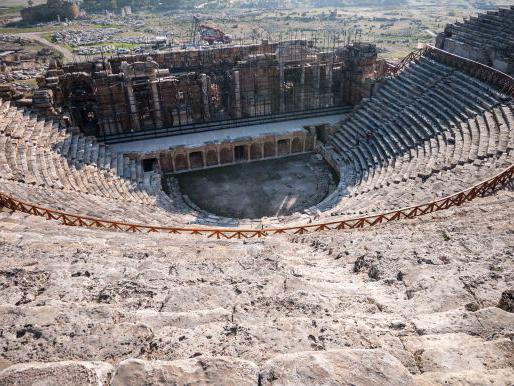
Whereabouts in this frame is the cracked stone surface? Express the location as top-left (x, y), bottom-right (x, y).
top-left (0, 190), bottom-right (513, 385)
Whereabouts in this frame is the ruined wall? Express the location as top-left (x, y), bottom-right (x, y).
top-left (338, 43), bottom-right (382, 105)
top-left (39, 41), bottom-right (381, 140)
top-left (21, 0), bottom-right (80, 24)
top-left (129, 128), bottom-right (316, 174)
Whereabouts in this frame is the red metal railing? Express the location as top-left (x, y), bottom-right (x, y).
top-left (423, 45), bottom-right (514, 97)
top-left (386, 45), bottom-right (514, 97)
top-left (1, 164), bottom-right (513, 238)
top-left (1, 46), bottom-right (513, 238)
top-left (386, 47), bottom-right (427, 76)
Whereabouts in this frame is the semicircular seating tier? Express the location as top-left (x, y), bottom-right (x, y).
top-left (436, 5), bottom-right (514, 72)
top-left (0, 52), bottom-right (513, 229)
top-left (0, 101), bottom-right (203, 226)
top-left (313, 54), bottom-right (514, 218)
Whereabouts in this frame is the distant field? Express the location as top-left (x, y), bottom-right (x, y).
top-left (1, 0), bottom-right (514, 62)
top-left (0, 0), bottom-right (45, 5)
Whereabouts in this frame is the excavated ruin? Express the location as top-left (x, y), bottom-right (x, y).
top-left (0, 6), bottom-right (513, 385)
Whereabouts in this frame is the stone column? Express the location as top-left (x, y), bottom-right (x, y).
top-left (151, 82), bottom-right (163, 128)
top-left (279, 64), bottom-right (285, 113)
top-left (125, 83), bottom-right (140, 130)
top-left (201, 74), bottom-right (210, 121)
top-left (233, 70), bottom-right (242, 119)
top-left (300, 63), bottom-right (305, 110)
top-left (326, 63), bottom-right (334, 107)
top-left (313, 62), bottom-right (320, 109)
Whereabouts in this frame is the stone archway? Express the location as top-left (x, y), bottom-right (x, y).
top-left (61, 73), bottom-right (98, 135)
top-left (174, 153), bottom-right (188, 171)
top-left (277, 139), bottom-right (290, 156)
top-left (189, 151), bottom-right (204, 169)
top-left (220, 147), bottom-right (233, 164)
top-left (250, 143), bottom-right (262, 160)
top-left (291, 137), bottom-right (303, 153)
top-left (206, 149), bottom-right (218, 166)
top-left (263, 141), bottom-right (275, 158)
top-left (234, 145), bottom-right (248, 162)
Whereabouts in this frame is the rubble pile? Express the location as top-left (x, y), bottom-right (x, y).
top-left (0, 34), bottom-right (32, 45)
top-left (51, 27), bottom-right (161, 55)
top-left (0, 83), bottom-right (16, 101)
top-left (32, 89), bottom-right (58, 115)
top-left (52, 28), bottom-right (122, 46)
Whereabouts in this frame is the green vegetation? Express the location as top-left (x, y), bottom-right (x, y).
top-left (0, 5), bottom-right (24, 16)
top-left (0, 0), bottom-right (507, 62)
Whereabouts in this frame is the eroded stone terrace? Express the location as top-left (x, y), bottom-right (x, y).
top-left (0, 189), bottom-right (512, 384)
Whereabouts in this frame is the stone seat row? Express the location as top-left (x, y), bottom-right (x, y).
top-left (329, 56), bottom-right (508, 188)
top-left (0, 99), bottom-right (211, 226)
top-left (443, 6), bottom-right (514, 53)
top-left (444, 27), bottom-right (514, 55)
top-left (347, 104), bottom-right (514, 196)
top-left (328, 151), bottom-right (513, 218)
top-left (321, 54), bottom-right (513, 217)
top-left (0, 100), bottom-right (161, 206)
top-left (0, 178), bottom-right (197, 226)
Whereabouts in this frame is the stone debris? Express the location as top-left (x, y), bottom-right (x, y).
top-left (0, 361), bottom-right (113, 386)
top-left (259, 349), bottom-right (416, 385)
top-left (498, 290), bottom-right (514, 313)
top-left (0, 190), bottom-right (512, 384)
top-left (111, 357), bottom-right (259, 386)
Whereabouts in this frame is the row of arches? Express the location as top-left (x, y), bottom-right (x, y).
top-left (170, 136), bottom-right (307, 172)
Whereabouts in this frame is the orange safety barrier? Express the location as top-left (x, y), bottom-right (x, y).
top-left (1, 164), bottom-right (513, 239)
top-left (1, 46), bottom-right (513, 239)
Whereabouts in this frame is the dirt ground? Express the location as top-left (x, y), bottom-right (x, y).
top-left (176, 153), bottom-right (337, 219)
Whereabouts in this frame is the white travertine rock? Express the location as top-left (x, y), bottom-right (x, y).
top-left (0, 361), bottom-right (113, 386)
top-left (414, 368), bottom-right (514, 386)
top-left (259, 349), bottom-right (415, 386)
top-left (111, 357), bottom-right (259, 386)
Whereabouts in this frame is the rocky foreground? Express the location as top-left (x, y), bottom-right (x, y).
top-left (0, 190), bottom-right (513, 385)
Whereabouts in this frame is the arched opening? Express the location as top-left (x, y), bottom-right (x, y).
top-left (174, 153), bottom-right (188, 171)
top-left (142, 158), bottom-right (157, 172)
top-left (220, 147), bottom-right (233, 164)
top-left (63, 76), bottom-right (98, 136)
top-left (291, 137), bottom-right (303, 153)
top-left (234, 145), bottom-right (248, 162)
top-left (189, 151), bottom-right (204, 169)
top-left (250, 143), bottom-right (262, 160)
top-left (263, 141), bottom-right (275, 158)
top-left (277, 139), bottom-right (290, 156)
top-left (206, 149), bottom-right (218, 166)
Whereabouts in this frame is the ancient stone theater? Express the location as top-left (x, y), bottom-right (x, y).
top-left (0, 6), bottom-right (513, 386)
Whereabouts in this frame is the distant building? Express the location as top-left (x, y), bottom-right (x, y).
top-left (20, 0), bottom-right (80, 24)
